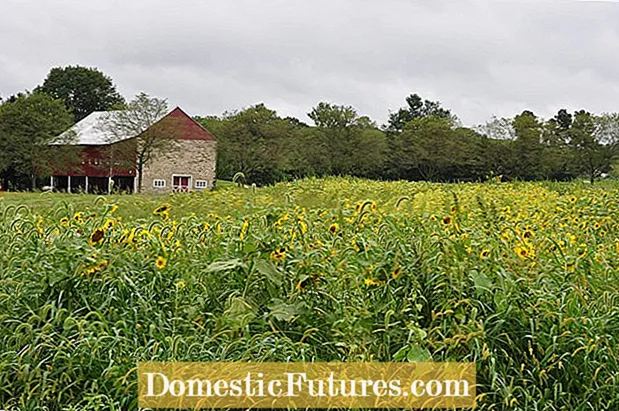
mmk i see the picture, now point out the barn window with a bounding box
[153,179,166,188]
[195,180,208,189]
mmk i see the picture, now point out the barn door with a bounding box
[173,176,191,192]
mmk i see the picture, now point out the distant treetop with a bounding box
[37,65,125,122]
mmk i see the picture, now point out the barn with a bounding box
[51,107,216,194]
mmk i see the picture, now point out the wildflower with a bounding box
[442,215,453,226]
[299,220,308,234]
[175,280,186,291]
[154,204,170,220]
[522,230,533,240]
[328,223,339,234]
[296,277,309,292]
[82,260,108,276]
[36,216,44,235]
[270,247,286,262]
[155,256,167,269]
[514,246,529,259]
[370,201,377,212]
[364,278,380,286]
[154,204,170,215]
[60,217,70,227]
[104,219,115,230]
[569,196,577,204]
[89,228,105,246]
[480,249,491,259]
[392,266,402,279]
[73,212,84,223]
[240,220,249,241]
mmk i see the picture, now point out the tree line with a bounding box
[1,65,618,190]
[199,95,619,185]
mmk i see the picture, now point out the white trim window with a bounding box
[195,180,208,189]
[153,179,166,188]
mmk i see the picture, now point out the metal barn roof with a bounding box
[54,110,165,146]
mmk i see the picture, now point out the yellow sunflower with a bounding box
[328,223,339,234]
[89,228,105,246]
[155,256,167,270]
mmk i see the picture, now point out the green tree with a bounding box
[512,110,545,180]
[385,93,457,134]
[388,116,484,181]
[202,104,300,185]
[568,110,616,183]
[37,65,125,122]
[308,103,387,177]
[96,93,180,193]
[0,92,75,190]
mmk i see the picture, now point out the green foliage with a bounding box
[386,93,457,134]
[37,65,125,122]
[0,92,75,190]
[387,116,486,181]
[309,102,387,177]
[1,178,619,409]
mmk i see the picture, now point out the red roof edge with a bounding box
[167,106,216,141]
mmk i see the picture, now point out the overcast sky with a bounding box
[1,0,619,126]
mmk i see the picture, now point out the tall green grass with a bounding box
[0,177,618,409]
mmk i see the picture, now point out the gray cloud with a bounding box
[1,0,619,126]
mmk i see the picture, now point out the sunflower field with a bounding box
[1,177,619,410]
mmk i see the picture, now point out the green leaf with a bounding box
[205,259,246,273]
[267,299,304,322]
[470,269,494,294]
[406,345,432,362]
[254,259,283,286]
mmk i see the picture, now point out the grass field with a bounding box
[1,177,619,409]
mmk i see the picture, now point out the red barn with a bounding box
[52,107,216,194]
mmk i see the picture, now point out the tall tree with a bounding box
[96,93,180,193]
[512,110,545,180]
[0,92,75,190]
[38,65,125,122]
[309,102,387,177]
[385,93,457,134]
[568,110,616,184]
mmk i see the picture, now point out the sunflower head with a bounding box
[153,204,170,218]
[328,223,339,234]
[89,228,105,246]
[155,256,167,269]
[514,246,529,259]
[270,247,286,262]
[480,249,491,259]
[442,215,453,226]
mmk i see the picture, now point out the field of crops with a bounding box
[1,177,619,410]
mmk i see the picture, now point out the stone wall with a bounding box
[141,139,216,194]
